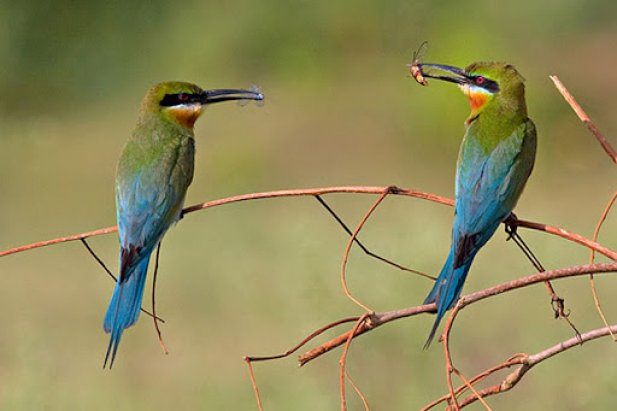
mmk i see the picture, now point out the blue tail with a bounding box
[103,255,151,368]
[423,247,474,348]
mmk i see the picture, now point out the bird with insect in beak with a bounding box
[410,62,536,347]
[103,82,264,368]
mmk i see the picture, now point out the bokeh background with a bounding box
[1,1,616,409]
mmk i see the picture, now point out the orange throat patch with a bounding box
[166,105,203,128]
[464,85,491,111]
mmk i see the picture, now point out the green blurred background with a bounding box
[1,1,616,409]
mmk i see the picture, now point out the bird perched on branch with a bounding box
[411,62,536,346]
[104,82,263,368]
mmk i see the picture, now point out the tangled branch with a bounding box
[245,75,617,409]
[2,74,615,410]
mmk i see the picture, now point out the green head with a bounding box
[415,62,527,123]
[140,81,264,128]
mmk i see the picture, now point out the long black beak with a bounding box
[415,64,470,85]
[200,88,264,104]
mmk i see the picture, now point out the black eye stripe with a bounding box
[470,75,499,93]
[159,93,200,107]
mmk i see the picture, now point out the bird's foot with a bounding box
[504,212,519,240]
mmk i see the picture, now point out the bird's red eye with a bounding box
[475,76,485,85]
[178,93,189,102]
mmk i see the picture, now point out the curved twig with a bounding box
[588,190,617,341]
[340,314,371,411]
[344,369,371,411]
[340,188,394,312]
[152,243,169,355]
[315,195,435,280]
[442,302,462,410]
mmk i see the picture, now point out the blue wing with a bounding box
[424,119,536,347]
[103,135,194,368]
[453,119,536,250]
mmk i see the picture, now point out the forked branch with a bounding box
[2,187,615,261]
[297,262,617,366]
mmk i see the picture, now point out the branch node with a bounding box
[386,185,401,195]
[551,295,566,319]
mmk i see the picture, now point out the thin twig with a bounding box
[505,220,554,302]
[345,369,370,411]
[550,75,617,165]
[314,195,434,280]
[506,220,580,337]
[80,238,163,322]
[442,301,462,411]
[440,301,493,411]
[451,368,492,411]
[590,190,617,264]
[244,357,265,411]
[441,299,492,411]
[80,238,116,281]
[340,314,371,411]
[421,355,525,411]
[245,317,360,362]
[589,190,617,341]
[340,188,396,312]
[152,242,169,355]
[243,317,361,411]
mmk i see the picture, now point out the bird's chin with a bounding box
[166,105,203,128]
[459,84,491,114]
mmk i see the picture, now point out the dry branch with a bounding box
[2,186,615,262]
[297,262,617,366]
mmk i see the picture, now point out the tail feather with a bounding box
[103,255,151,368]
[423,248,474,348]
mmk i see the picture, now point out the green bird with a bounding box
[104,81,263,368]
[414,62,537,346]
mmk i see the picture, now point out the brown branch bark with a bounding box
[0,226,118,258]
[2,186,616,262]
[515,219,617,261]
[0,186,449,258]
[298,262,617,366]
